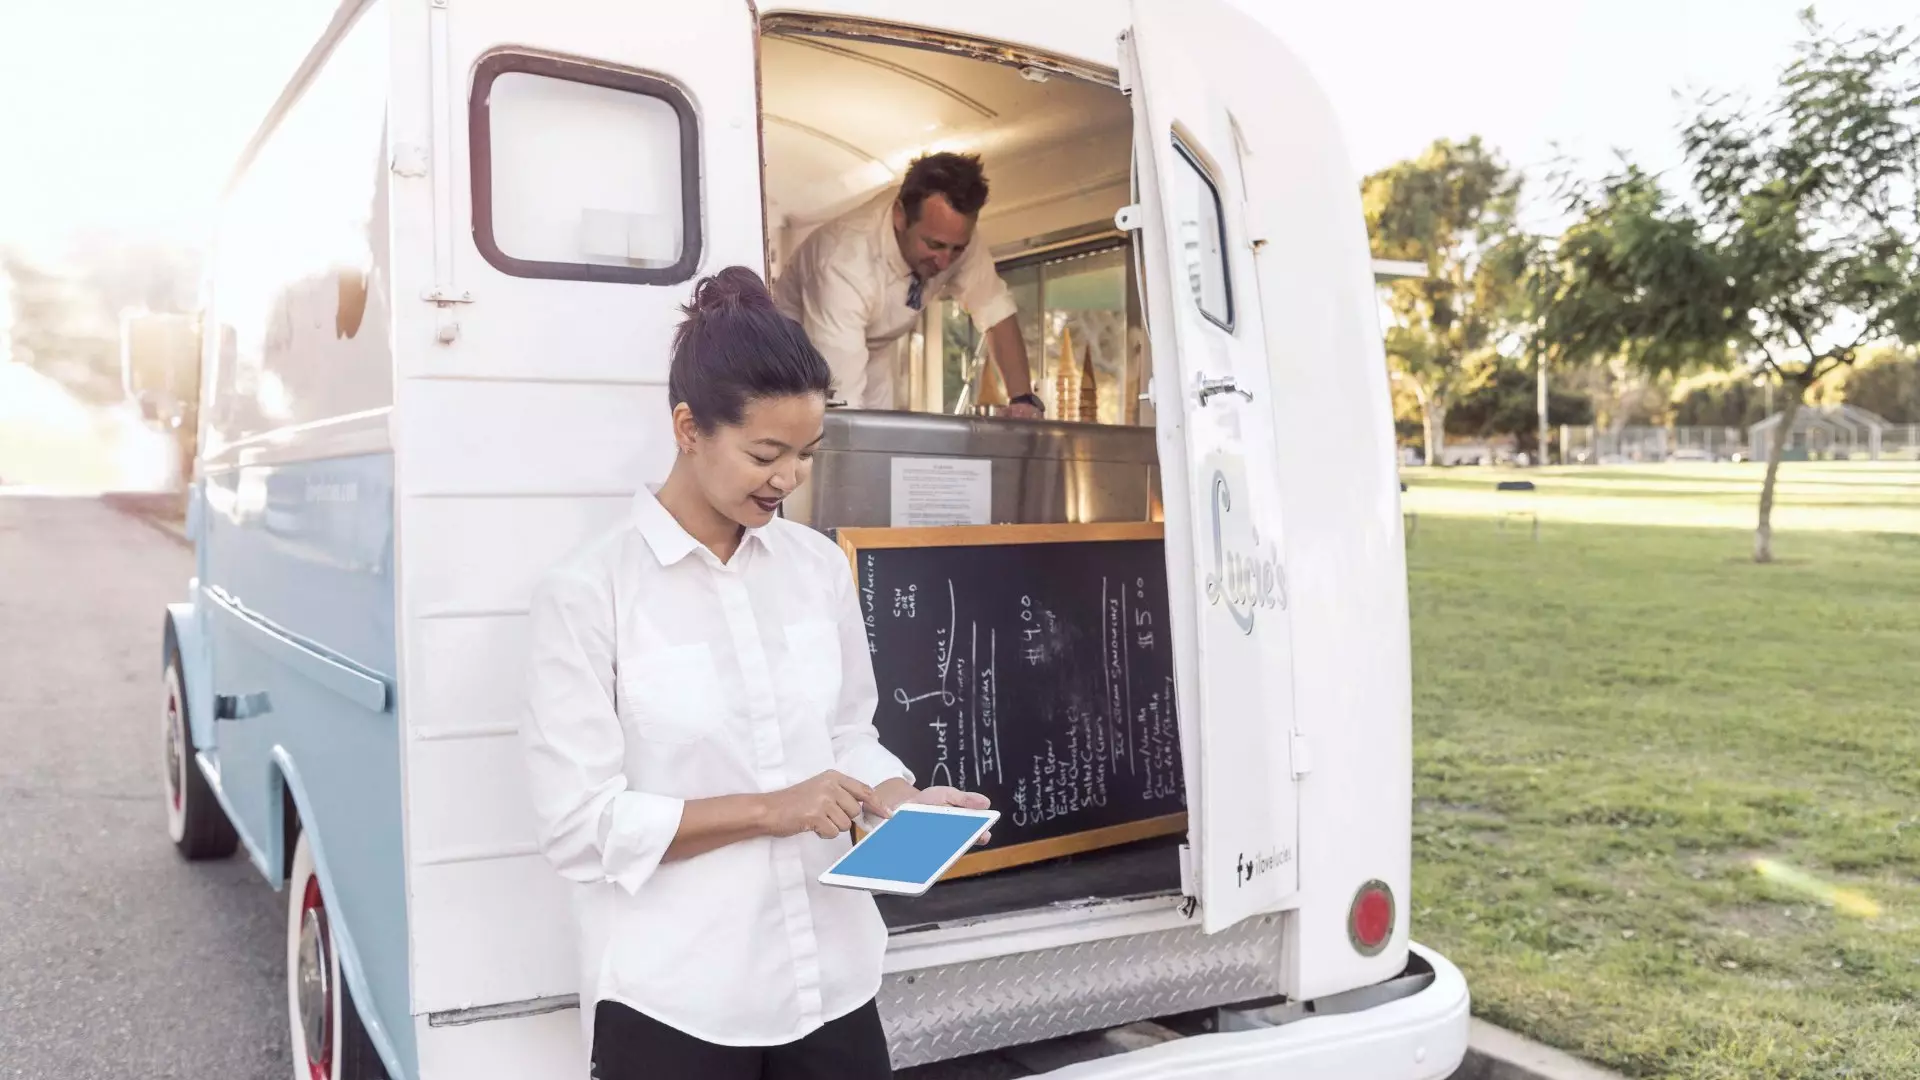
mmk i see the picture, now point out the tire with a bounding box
[287,830,388,1080]
[163,645,239,860]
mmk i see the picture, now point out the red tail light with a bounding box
[1348,880,1395,956]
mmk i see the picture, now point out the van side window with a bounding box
[470,54,701,284]
[1170,139,1233,331]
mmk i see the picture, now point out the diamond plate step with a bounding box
[879,914,1287,1068]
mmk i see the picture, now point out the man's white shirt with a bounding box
[774,188,1018,408]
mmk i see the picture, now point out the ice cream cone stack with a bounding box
[1078,347,1099,423]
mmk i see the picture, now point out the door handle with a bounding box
[1198,376,1253,405]
[214,691,273,721]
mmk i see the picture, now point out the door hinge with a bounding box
[1178,843,1196,906]
[1291,731,1313,778]
[1116,30,1134,95]
[1114,204,1143,232]
[1244,201,1271,252]
[1198,375,1253,405]
[421,287,474,305]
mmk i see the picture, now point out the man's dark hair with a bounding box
[899,152,990,224]
[668,266,833,431]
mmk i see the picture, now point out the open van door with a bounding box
[1123,0,1304,934]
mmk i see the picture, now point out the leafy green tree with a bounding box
[1447,360,1595,454]
[1832,345,1920,421]
[1364,137,1523,466]
[1550,12,1920,561]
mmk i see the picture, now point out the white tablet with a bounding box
[818,804,1000,896]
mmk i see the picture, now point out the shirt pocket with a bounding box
[617,644,725,746]
[779,621,843,725]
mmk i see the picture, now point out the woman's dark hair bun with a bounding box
[668,265,834,432]
[684,264,779,318]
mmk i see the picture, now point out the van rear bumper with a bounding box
[1037,943,1470,1080]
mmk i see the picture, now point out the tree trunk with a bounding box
[1423,402,1447,467]
[1754,388,1803,564]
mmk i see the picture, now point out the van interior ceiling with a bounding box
[760,28,1151,426]
[760,27,1181,924]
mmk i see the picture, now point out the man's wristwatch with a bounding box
[1009,392,1045,414]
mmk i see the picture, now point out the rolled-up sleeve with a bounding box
[951,237,1018,333]
[826,560,914,792]
[522,567,684,894]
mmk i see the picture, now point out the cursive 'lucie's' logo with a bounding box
[1203,468,1286,635]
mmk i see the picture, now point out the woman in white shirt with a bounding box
[522,266,989,1079]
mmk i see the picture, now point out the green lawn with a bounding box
[1402,464,1920,1080]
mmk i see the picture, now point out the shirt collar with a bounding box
[631,485,778,567]
[876,191,913,283]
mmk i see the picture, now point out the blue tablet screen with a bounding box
[830,809,991,885]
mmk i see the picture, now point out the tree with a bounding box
[1447,360,1595,455]
[1830,344,1920,421]
[1364,137,1523,466]
[1671,369,1772,428]
[1,250,121,403]
[1551,11,1920,561]
[2,240,199,406]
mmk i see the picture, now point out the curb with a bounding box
[1452,1020,1628,1080]
[100,492,190,548]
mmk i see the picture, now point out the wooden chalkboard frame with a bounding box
[836,521,1188,879]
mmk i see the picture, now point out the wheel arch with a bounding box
[164,602,215,752]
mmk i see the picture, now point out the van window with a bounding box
[1170,139,1233,331]
[470,54,700,284]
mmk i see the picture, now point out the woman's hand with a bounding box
[759,770,876,839]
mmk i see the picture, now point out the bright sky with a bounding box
[0,0,1911,260]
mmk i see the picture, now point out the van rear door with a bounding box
[1124,0,1303,934]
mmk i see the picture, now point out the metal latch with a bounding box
[1291,731,1313,778]
[1198,375,1253,405]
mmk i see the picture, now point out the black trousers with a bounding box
[590,999,893,1080]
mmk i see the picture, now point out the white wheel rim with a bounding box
[163,664,189,842]
[288,837,341,1080]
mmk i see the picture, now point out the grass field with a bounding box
[1402,464,1920,1080]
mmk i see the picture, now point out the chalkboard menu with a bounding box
[836,523,1187,878]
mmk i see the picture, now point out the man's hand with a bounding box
[760,770,876,840]
[1005,399,1043,420]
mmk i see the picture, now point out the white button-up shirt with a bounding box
[773,187,1019,409]
[521,487,913,1048]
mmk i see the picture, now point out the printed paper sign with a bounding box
[890,457,992,528]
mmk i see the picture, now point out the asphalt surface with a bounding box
[0,495,287,1079]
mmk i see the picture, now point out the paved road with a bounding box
[0,495,286,1079]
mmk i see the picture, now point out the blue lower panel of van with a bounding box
[198,451,415,1077]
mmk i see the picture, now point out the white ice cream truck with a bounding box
[151,0,1469,1076]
